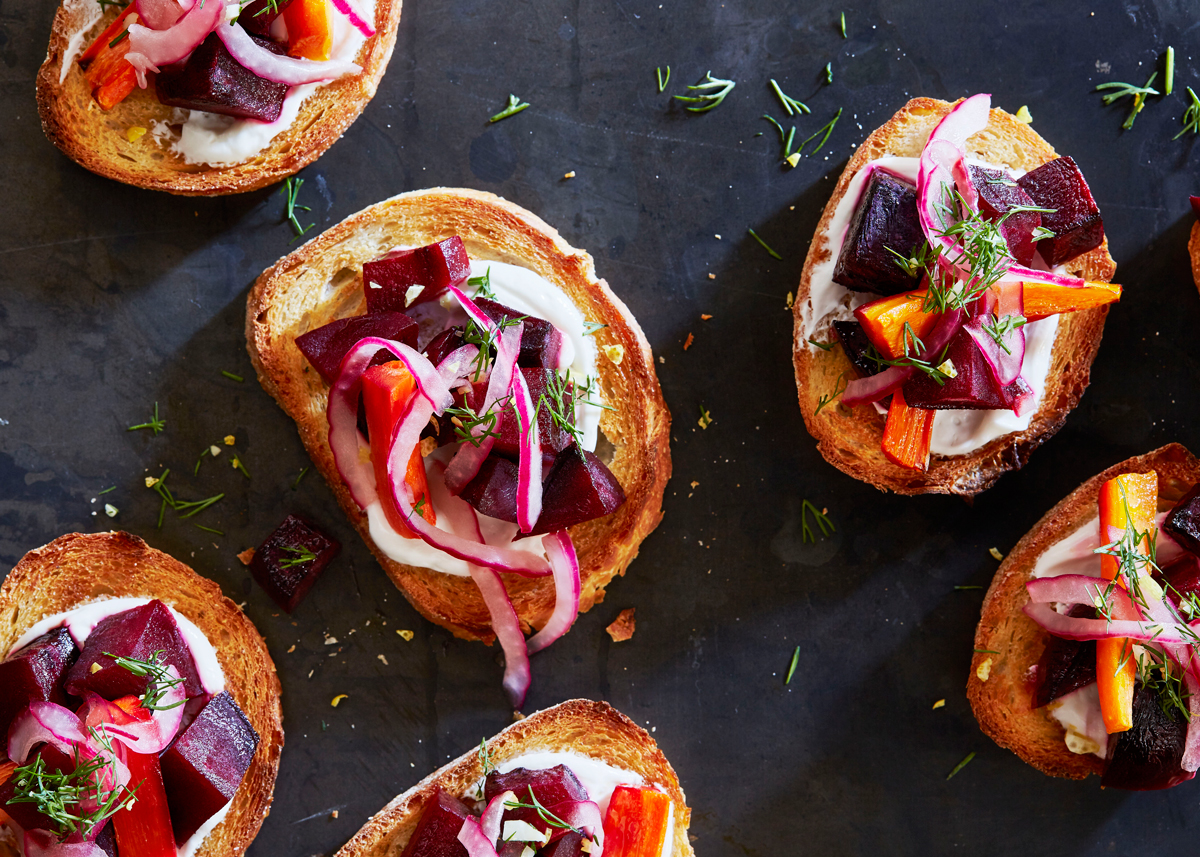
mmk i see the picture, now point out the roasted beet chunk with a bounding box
[485,766,588,836]
[1162,553,1200,608]
[65,601,203,699]
[423,327,467,368]
[0,744,76,832]
[529,444,625,536]
[968,165,1041,267]
[1101,684,1194,790]
[1016,156,1104,267]
[475,298,563,370]
[1032,604,1097,708]
[1164,483,1200,558]
[238,0,294,36]
[296,312,419,385]
[492,369,575,461]
[459,456,519,522]
[160,691,259,843]
[249,514,341,612]
[155,33,288,123]
[541,832,585,857]
[363,238,471,314]
[832,169,924,295]
[0,626,77,738]
[831,321,880,378]
[398,789,473,857]
[901,327,1032,411]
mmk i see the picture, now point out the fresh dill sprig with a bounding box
[769,79,809,116]
[1165,46,1175,97]
[444,401,506,447]
[293,466,309,489]
[504,788,581,834]
[982,313,1027,355]
[839,11,847,38]
[128,402,165,436]
[279,544,318,569]
[946,752,976,780]
[194,524,223,535]
[1031,225,1056,242]
[583,320,608,336]
[251,0,280,17]
[7,745,137,837]
[478,738,495,775]
[747,227,782,260]
[534,372,582,445]
[800,499,834,543]
[1174,86,1200,139]
[674,71,735,113]
[467,266,496,300]
[785,646,801,685]
[489,94,530,123]
[824,62,833,85]
[1095,72,1159,131]
[656,66,670,93]
[808,338,834,352]
[98,485,117,495]
[147,468,224,528]
[109,29,129,48]
[814,372,848,415]
[281,177,314,239]
[796,107,843,155]
[221,370,244,382]
[107,650,187,711]
[762,114,797,163]
[413,496,426,517]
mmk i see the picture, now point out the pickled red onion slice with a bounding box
[510,368,542,533]
[216,22,362,86]
[458,816,501,857]
[125,0,223,88]
[24,831,108,857]
[480,790,517,845]
[328,0,376,37]
[526,531,580,655]
[76,670,185,755]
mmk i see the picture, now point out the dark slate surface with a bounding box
[2,1,1200,854]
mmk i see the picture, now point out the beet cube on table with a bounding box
[0,626,76,738]
[249,514,340,612]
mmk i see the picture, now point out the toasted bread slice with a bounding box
[792,98,1118,496]
[335,699,693,857]
[35,0,401,195]
[246,188,672,642]
[966,443,1200,779]
[0,531,284,857]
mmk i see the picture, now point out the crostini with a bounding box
[245,188,672,704]
[0,532,283,856]
[334,699,692,857]
[968,444,1200,789]
[36,0,401,194]
[793,95,1119,496]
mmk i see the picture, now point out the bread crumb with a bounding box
[701,314,712,320]
[331,810,339,819]
[126,126,147,143]
[224,435,236,446]
[698,407,712,429]
[145,476,159,488]
[1015,105,1032,124]
[210,445,222,457]
[287,644,296,653]
[238,548,256,566]
[603,344,625,365]
[397,629,414,641]
[707,273,715,280]
[512,710,526,722]
[324,635,338,645]
[989,547,1004,561]
[976,658,993,682]
[658,356,665,364]
[690,481,699,489]
[932,699,945,709]
[683,333,694,351]
[377,654,389,666]
[104,504,118,518]
[420,436,437,457]
[90,662,101,674]
[789,205,795,210]
[785,291,794,310]
[564,171,576,179]
[606,608,637,641]
[714,234,721,240]
[231,457,242,470]
[331,694,348,707]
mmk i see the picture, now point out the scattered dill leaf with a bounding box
[785,646,801,685]
[281,177,314,239]
[656,65,670,92]
[800,500,835,543]
[489,94,530,123]
[769,79,809,116]
[128,402,165,436]
[946,752,976,780]
[221,370,244,382]
[674,71,735,112]
[747,227,782,260]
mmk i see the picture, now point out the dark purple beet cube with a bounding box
[433,380,490,447]
[238,0,293,36]
[1101,683,1193,791]
[363,238,471,314]
[529,444,625,536]
[423,327,466,369]
[1032,604,1097,709]
[1164,483,1200,558]
[249,514,340,613]
[458,456,519,522]
[902,328,1032,411]
[969,165,1041,267]
[0,627,76,739]
[0,744,77,832]
[398,789,472,857]
[160,691,259,843]
[65,601,202,700]
[831,321,880,379]
[155,33,288,123]
[832,169,925,295]
[1017,156,1104,267]
[485,766,588,836]
[95,816,118,857]
[1162,553,1200,609]
[541,832,584,857]
[492,369,574,461]
[296,312,419,385]
[475,299,563,370]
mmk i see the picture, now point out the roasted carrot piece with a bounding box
[602,786,673,857]
[362,363,435,537]
[283,0,333,61]
[1023,280,1121,321]
[79,5,136,65]
[1095,471,1158,734]
[853,289,939,360]
[83,22,138,110]
[881,387,934,471]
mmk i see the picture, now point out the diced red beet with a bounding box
[296,312,419,385]
[1032,604,1097,709]
[0,626,77,739]
[1164,483,1200,558]
[423,327,466,369]
[398,789,472,857]
[363,238,471,314]
[1161,553,1200,608]
[1101,684,1193,790]
[968,165,1041,267]
[237,0,294,36]
[475,299,563,370]
[831,321,880,379]
[832,169,925,295]
[492,369,574,461]
[541,832,584,857]
[160,691,259,843]
[485,766,588,836]
[65,601,202,700]
[1016,156,1104,267]
[901,327,1032,410]
[432,380,490,447]
[155,33,288,123]
[96,818,118,857]
[249,514,340,613]
[0,744,77,832]
[458,456,519,522]
[529,444,625,536]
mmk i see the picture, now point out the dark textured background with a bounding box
[2,0,1200,854]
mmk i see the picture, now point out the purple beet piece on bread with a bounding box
[832,169,925,296]
[1016,156,1104,267]
[968,164,1041,267]
[398,789,473,857]
[902,327,1032,411]
[475,298,563,370]
[296,312,419,384]
[1164,483,1200,558]
[1101,684,1193,791]
[484,766,588,837]
[249,514,340,613]
[423,327,467,368]
[0,744,77,832]
[65,600,203,699]
[492,368,575,461]
[0,626,76,739]
[529,443,625,536]
[458,456,519,522]
[363,238,471,314]
[1032,604,1097,709]
[831,321,880,379]
[160,690,259,843]
[155,33,288,123]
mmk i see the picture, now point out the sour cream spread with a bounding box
[366,259,604,577]
[799,155,1060,457]
[9,597,230,857]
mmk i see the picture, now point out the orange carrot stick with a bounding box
[283,0,333,61]
[881,387,934,471]
[853,289,939,360]
[1022,280,1121,321]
